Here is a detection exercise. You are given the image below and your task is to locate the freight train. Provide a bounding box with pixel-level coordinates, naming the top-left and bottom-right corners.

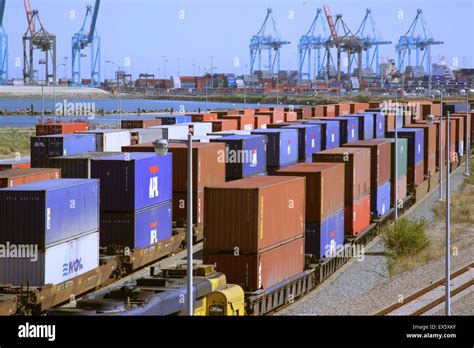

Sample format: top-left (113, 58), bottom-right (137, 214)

top-left (0, 100), bottom-right (472, 316)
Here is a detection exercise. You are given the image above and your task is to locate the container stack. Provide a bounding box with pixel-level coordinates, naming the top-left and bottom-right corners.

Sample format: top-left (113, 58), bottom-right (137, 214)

top-left (305, 120), bottom-right (340, 150)
top-left (343, 140), bottom-right (392, 218)
top-left (91, 153), bottom-right (173, 249)
top-left (276, 163), bottom-right (345, 259)
top-left (328, 116), bottom-right (359, 145)
top-left (203, 176), bottom-right (305, 292)
top-left (76, 129), bottom-right (131, 152)
top-left (49, 152), bottom-right (122, 178)
top-left (359, 112), bottom-right (385, 139)
top-left (0, 179), bottom-right (100, 286)
top-left (313, 147), bottom-right (371, 236)
top-left (384, 138), bottom-right (408, 206)
top-left (282, 124), bottom-right (321, 162)
top-left (386, 128), bottom-right (424, 188)
top-left (405, 123), bottom-right (437, 176)
top-left (345, 114), bottom-right (375, 140)
top-left (168, 142), bottom-right (225, 225)
top-left (251, 128), bottom-right (299, 173)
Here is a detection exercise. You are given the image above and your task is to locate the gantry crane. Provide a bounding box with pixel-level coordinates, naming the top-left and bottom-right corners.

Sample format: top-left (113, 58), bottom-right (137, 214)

top-left (0, 0), bottom-right (7, 84)
top-left (353, 9), bottom-right (391, 76)
top-left (71, 0), bottom-right (101, 86)
top-left (297, 8), bottom-right (328, 80)
top-left (323, 4), bottom-right (363, 82)
top-left (249, 8), bottom-right (290, 74)
top-left (22, 0), bottom-right (56, 85)
top-left (396, 9), bottom-right (443, 76)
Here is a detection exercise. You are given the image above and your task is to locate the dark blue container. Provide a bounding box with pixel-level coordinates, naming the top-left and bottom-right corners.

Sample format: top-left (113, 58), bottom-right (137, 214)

top-left (371, 181), bottom-right (391, 218)
top-left (210, 134), bottom-right (267, 179)
top-left (361, 112), bottom-right (385, 138)
top-left (386, 128), bottom-right (424, 165)
top-left (305, 209), bottom-right (344, 259)
top-left (330, 117), bottom-right (359, 144)
top-left (91, 152), bottom-right (173, 212)
top-left (31, 134), bottom-right (97, 168)
top-left (100, 201), bottom-right (172, 249)
top-left (346, 114), bottom-right (374, 140)
top-left (283, 124), bottom-right (321, 161)
top-left (0, 179), bottom-right (99, 246)
top-left (251, 128), bottom-right (299, 167)
top-left (156, 115), bottom-right (192, 125)
top-left (305, 120), bottom-right (340, 150)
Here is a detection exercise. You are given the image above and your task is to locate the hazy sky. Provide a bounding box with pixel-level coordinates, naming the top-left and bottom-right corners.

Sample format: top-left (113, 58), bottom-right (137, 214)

top-left (3, 0), bottom-right (474, 80)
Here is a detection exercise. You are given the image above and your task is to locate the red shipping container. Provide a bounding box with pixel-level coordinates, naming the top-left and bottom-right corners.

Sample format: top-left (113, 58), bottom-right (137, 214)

top-left (254, 115), bottom-right (271, 129)
top-left (0, 168), bottom-right (60, 188)
top-left (210, 119), bottom-right (238, 132)
top-left (313, 147), bottom-right (371, 204)
top-left (275, 162), bottom-right (345, 221)
top-left (324, 105), bottom-right (336, 117)
top-left (121, 119), bottom-right (162, 129)
top-left (221, 115), bottom-right (254, 130)
top-left (407, 162), bottom-right (425, 188)
top-left (343, 140), bottom-right (391, 190)
top-left (172, 190), bottom-right (204, 225)
top-left (345, 194), bottom-right (371, 236)
top-left (391, 175), bottom-right (407, 207)
top-left (204, 176), bottom-right (305, 253)
top-left (350, 103), bottom-right (370, 114)
top-left (168, 142), bottom-right (225, 193)
top-left (35, 122), bottom-right (89, 136)
top-left (405, 124), bottom-right (437, 176)
top-left (0, 159), bottom-right (31, 171)
top-left (284, 111), bottom-right (298, 122)
top-left (204, 236), bottom-right (305, 292)
top-left (313, 105), bottom-right (325, 117)
top-left (189, 113), bottom-right (218, 122)
top-left (369, 102), bottom-right (381, 108)
top-left (335, 104), bottom-right (351, 116)
top-left (255, 111), bottom-right (285, 124)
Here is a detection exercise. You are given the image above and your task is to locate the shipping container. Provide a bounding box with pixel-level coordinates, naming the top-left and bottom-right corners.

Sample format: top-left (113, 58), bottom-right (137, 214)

top-left (305, 209), bottom-right (344, 259)
top-left (121, 119), bottom-right (163, 129)
top-left (345, 114), bottom-right (374, 140)
top-left (129, 128), bottom-right (164, 145)
top-left (335, 104), bottom-right (351, 116)
top-left (345, 194), bottom-right (371, 236)
top-left (305, 120), bottom-right (340, 150)
top-left (0, 168), bottom-right (60, 188)
top-left (168, 142), bottom-right (225, 193)
top-left (179, 122), bottom-right (213, 137)
top-left (361, 112), bottom-right (385, 138)
top-left (282, 124), bottom-right (322, 162)
top-left (391, 175), bottom-right (407, 206)
top-left (275, 162), bottom-right (344, 221)
top-left (172, 190), bottom-right (204, 225)
top-left (284, 112), bottom-right (298, 122)
top-left (350, 103), bottom-right (370, 114)
top-left (76, 129), bottom-right (131, 152)
top-left (251, 128), bottom-right (299, 168)
top-left (91, 152), bottom-right (172, 212)
top-left (371, 181), bottom-right (390, 218)
top-left (150, 124), bottom-right (189, 140)
top-left (100, 201), bottom-right (172, 249)
top-left (405, 124), bottom-right (437, 176)
top-left (407, 161), bottom-right (425, 188)
top-left (450, 116), bottom-right (465, 157)
top-left (188, 113), bottom-right (218, 122)
top-left (221, 115), bottom-right (254, 130)
top-left (313, 147), bottom-right (371, 204)
top-left (210, 135), bottom-right (266, 180)
top-left (254, 115), bottom-right (270, 129)
top-left (49, 152), bottom-right (122, 178)
top-left (0, 231), bottom-right (99, 286)
top-left (35, 122), bottom-right (89, 136)
top-left (155, 115), bottom-right (192, 125)
top-left (0, 156), bottom-right (31, 171)
top-left (31, 134), bottom-right (97, 168)
top-left (204, 236), bottom-right (305, 292)
top-left (382, 138), bottom-right (408, 180)
top-left (209, 119), bottom-right (238, 132)
top-left (386, 128), bottom-right (424, 166)
top-left (343, 139), bottom-right (391, 190)
top-left (204, 176), bottom-right (305, 253)
top-left (330, 116), bottom-right (359, 144)
top-left (255, 111), bottom-right (285, 124)
top-left (0, 179), bottom-right (99, 246)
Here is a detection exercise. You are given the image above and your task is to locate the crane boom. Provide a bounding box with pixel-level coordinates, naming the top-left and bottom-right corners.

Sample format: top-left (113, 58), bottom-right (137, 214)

top-left (24, 0), bottom-right (35, 34)
top-left (0, 0), bottom-right (5, 27)
top-left (323, 4), bottom-right (337, 41)
top-left (87, 0), bottom-right (100, 44)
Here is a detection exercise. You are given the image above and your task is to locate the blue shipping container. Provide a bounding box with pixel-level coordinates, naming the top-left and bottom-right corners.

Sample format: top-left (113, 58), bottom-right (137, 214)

top-left (305, 209), bottom-right (345, 259)
top-left (156, 115), bottom-right (192, 125)
top-left (386, 128), bottom-right (424, 165)
top-left (283, 124), bottom-right (321, 161)
top-left (361, 112), bottom-right (385, 138)
top-left (91, 152), bottom-right (173, 212)
top-left (210, 135), bottom-right (266, 179)
top-left (330, 117), bottom-right (359, 144)
top-left (371, 181), bottom-right (391, 217)
top-left (0, 179), bottom-right (99, 246)
top-left (251, 129), bottom-right (299, 167)
top-left (100, 201), bottom-right (172, 249)
top-left (305, 121), bottom-right (340, 150)
top-left (346, 114), bottom-right (374, 140)
top-left (31, 134), bottom-right (97, 168)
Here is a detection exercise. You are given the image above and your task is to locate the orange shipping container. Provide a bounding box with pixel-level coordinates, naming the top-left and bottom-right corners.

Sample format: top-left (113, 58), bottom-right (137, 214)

top-left (0, 168), bottom-right (60, 188)
top-left (350, 103), bottom-right (370, 114)
top-left (172, 190), bottom-right (204, 225)
top-left (345, 194), bottom-right (371, 236)
top-left (221, 115), bottom-right (254, 130)
top-left (0, 158), bottom-right (31, 171)
top-left (189, 113), bottom-right (218, 122)
top-left (284, 112), bottom-right (298, 122)
top-left (254, 115), bottom-right (271, 129)
top-left (335, 104), bottom-right (350, 116)
top-left (391, 175), bottom-right (407, 206)
top-left (121, 119), bottom-right (162, 129)
top-left (255, 111), bottom-right (285, 124)
top-left (209, 119), bottom-right (238, 132)
top-left (35, 122), bottom-right (89, 136)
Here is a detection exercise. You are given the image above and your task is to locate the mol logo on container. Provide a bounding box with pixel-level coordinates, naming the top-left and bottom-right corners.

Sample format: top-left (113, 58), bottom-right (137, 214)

top-left (149, 165), bottom-right (159, 199)
top-left (149, 221), bottom-right (158, 245)
top-left (62, 258), bottom-right (83, 278)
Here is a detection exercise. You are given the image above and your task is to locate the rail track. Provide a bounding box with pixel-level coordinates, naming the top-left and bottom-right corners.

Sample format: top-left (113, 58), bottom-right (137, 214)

top-left (377, 262), bottom-right (474, 316)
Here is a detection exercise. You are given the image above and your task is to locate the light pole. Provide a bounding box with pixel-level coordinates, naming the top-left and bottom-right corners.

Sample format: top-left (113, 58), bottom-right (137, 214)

top-left (433, 90), bottom-right (444, 200)
top-left (394, 106), bottom-right (399, 221)
top-left (54, 63), bottom-right (66, 119)
top-left (38, 59), bottom-right (46, 124)
top-left (464, 88), bottom-right (472, 177)
top-left (153, 130), bottom-right (194, 316)
top-left (445, 111), bottom-right (451, 316)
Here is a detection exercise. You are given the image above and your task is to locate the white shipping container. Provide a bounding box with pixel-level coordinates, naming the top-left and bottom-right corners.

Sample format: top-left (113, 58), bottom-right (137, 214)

top-left (130, 128), bottom-right (164, 144)
top-left (77, 129), bottom-right (131, 151)
top-left (0, 231), bottom-right (99, 286)
top-left (151, 125), bottom-right (189, 140)
top-left (180, 122), bottom-right (213, 136)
